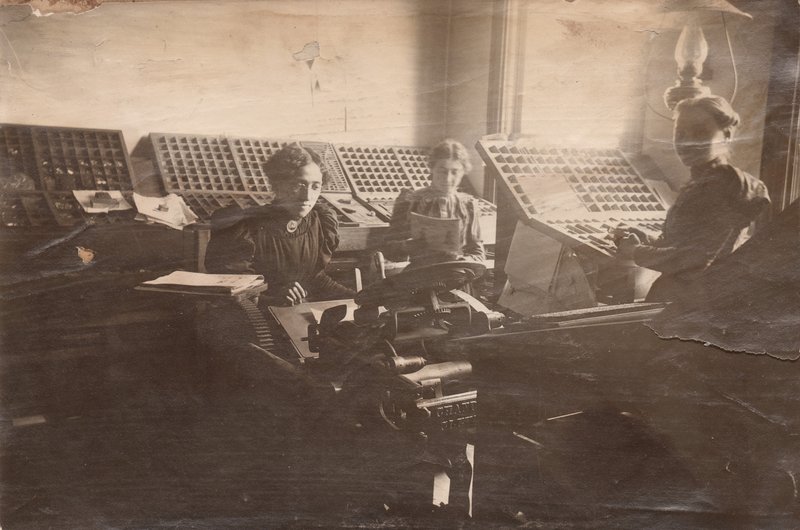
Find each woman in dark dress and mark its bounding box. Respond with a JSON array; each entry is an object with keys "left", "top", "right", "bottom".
[
  {"left": 197, "top": 144, "right": 353, "bottom": 397},
  {"left": 615, "top": 96, "right": 770, "bottom": 302},
  {"left": 205, "top": 144, "right": 354, "bottom": 304},
  {"left": 383, "top": 139, "right": 484, "bottom": 267}
]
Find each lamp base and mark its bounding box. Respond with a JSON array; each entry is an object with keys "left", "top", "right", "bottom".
[{"left": 663, "top": 84, "right": 711, "bottom": 111}]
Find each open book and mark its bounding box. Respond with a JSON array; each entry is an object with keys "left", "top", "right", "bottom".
[{"left": 137, "top": 271, "right": 265, "bottom": 296}]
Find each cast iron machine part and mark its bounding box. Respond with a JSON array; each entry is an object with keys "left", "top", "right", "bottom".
[{"left": 306, "top": 260, "right": 504, "bottom": 436}]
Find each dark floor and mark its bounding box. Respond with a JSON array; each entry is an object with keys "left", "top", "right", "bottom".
[{"left": 1, "top": 276, "right": 798, "bottom": 529}]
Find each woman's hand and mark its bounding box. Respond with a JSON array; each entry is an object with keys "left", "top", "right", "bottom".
[
  {"left": 280, "top": 281, "right": 308, "bottom": 305},
  {"left": 615, "top": 232, "right": 641, "bottom": 260},
  {"left": 611, "top": 225, "right": 650, "bottom": 245}
]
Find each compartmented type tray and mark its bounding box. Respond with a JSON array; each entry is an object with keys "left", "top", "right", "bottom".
[
  {"left": 151, "top": 133, "right": 245, "bottom": 194},
  {"left": 334, "top": 144, "right": 412, "bottom": 200},
  {"left": 476, "top": 139, "right": 666, "bottom": 258},
  {"left": 33, "top": 127, "right": 133, "bottom": 191},
  {"left": 150, "top": 135, "right": 496, "bottom": 233},
  {"left": 302, "top": 141, "right": 351, "bottom": 193},
  {"left": 1, "top": 124, "right": 134, "bottom": 192},
  {"left": 227, "top": 136, "right": 286, "bottom": 196},
  {"left": 0, "top": 125, "right": 136, "bottom": 228},
  {"left": 392, "top": 146, "right": 432, "bottom": 190},
  {"left": 151, "top": 133, "right": 350, "bottom": 198},
  {"left": 150, "top": 132, "right": 356, "bottom": 222}
]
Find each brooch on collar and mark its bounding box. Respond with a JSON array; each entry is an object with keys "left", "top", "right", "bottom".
[{"left": 286, "top": 219, "right": 299, "bottom": 233}]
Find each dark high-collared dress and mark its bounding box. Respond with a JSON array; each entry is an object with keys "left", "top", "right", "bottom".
[
  {"left": 633, "top": 159, "right": 770, "bottom": 302},
  {"left": 205, "top": 202, "right": 354, "bottom": 301}
]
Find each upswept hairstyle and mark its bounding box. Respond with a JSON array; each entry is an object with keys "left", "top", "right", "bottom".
[
  {"left": 428, "top": 139, "right": 473, "bottom": 173},
  {"left": 263, "top": 143, "right": 329, "bottom": 185},
  {"left": 675, "top": 95, "right": 741, "bottom": 132}
]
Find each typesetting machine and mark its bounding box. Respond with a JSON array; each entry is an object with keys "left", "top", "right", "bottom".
[{"left": 241, "top": 261, "right": 503, "bottom": 439}]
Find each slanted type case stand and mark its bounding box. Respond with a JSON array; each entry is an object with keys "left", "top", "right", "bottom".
[{"left": 476, "top": 139, "right": 666, "bottom": 313}]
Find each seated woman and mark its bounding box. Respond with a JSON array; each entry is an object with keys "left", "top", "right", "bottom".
[
  {"left": 383, "top": 139, "right": 484, "bottom": 268},
  {"left": 614, "top": 95, "right": 770, "bottom": 303},
  {"left": 205, "top": 144, "right": 354, "bottom": 304}
]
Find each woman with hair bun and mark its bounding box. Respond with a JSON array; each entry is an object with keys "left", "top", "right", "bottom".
[
  {"left": 614, "top": 95, "right": 770, "bottom": 302},
  {"left": 383, "top": 139, "right": 485, "bottom": 267},
  {"left": 205, "top": 143, "right": 354, "bottom": 304}
]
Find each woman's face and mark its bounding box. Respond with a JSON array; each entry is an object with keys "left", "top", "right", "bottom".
[
  {"left": 673, "top": 108, "right": 730, "bottom": 168},
  {"left": 273, "top": 163, "right": 323, "bottom": 219},
  {"left": 430, "top": 159, "right": 465, "bottom": 195}
]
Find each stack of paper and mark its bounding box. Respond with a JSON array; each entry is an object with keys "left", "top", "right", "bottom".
[
  {"left": 137, "top": 271, "right": 265, "bottom": 296},
  {"left": 133, "top": 193, "right": 199, "bottom": 230}
]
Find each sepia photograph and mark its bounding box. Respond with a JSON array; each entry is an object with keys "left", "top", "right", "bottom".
[{"left": 0, "top": 0, "right": 798, "bottom": 527}]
